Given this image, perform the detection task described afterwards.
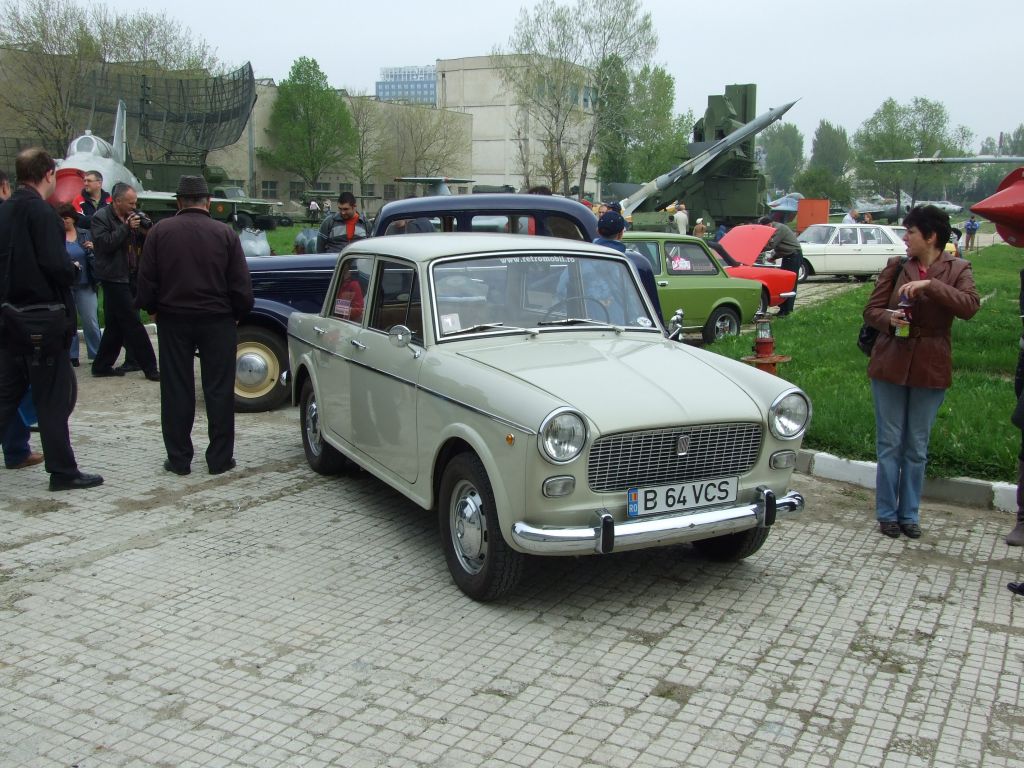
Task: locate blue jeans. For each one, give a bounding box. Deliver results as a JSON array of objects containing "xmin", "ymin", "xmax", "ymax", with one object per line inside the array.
[
  {"xmin": 70, "ymin": 285, "xmax": 101, "ymax": 360},
  {"xmin": 871, "ymin": 379, "xmax": 946, "ymax": 524},
  {"xmin": 3, "ymin": 391, "xmax": 34, "ymax": 468}
]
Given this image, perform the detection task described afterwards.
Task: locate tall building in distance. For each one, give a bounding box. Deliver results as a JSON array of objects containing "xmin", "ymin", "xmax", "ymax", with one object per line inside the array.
[{"xmin": 375, "ymin": 65, "xmax": 437, "ymax": 105}]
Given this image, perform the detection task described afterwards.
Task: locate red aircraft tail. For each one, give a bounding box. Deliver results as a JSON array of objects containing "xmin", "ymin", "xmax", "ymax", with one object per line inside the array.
[{"xmin": 971, "ymin": 168, "xmax": 1024, "ymax": 247}]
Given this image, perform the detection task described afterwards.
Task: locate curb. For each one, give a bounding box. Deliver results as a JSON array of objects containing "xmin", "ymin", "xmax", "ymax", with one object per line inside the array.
[{"xmin": 797, "ymin": 449, "xmax": 1016, "ymax": 513}]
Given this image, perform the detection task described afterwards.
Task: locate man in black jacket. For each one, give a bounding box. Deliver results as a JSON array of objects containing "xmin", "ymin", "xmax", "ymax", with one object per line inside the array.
[
  {"xmin": 71, "ymin": 170, "xmax": 111, "ymax": 230},
  {"xmin": 0, "ymin": 148, "xmax": 103, "ymax": 491},
  {"xmin": 136, "ymin": 176, "xmax": 254, "ymax": 476},
  {"xmin": 90, "ymin": 182, "xmax": 158, "ymax": 379}
]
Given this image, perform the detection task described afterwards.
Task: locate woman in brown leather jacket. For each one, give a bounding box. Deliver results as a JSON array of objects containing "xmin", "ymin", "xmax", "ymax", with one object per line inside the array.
[{"xmin": 863, "ymin": 205, "xmax": 980, "ymax": 539}]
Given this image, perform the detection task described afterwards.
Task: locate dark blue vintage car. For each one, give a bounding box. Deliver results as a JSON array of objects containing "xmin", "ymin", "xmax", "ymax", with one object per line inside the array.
[{"xmin": 235, "ymin": 194, "xmax": 599, "ymax": 411}]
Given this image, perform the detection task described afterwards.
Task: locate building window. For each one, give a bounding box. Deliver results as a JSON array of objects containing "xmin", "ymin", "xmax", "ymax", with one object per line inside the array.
[
  {"xmin": 383, "ymin": 184, "xmax": 397, "ymax": 201},
  {"xmin": 362, "ymin": 183, "xmax": 375, "ymax": 197},
  {"xmin": 311, "ymin": 182, "xmax": 331, "ymax": 195},
  {"xmin": 339, "ymin": 182, "xmax": 353, "ymax": 194},
  {"xmin": 261, "ymin": 180, "xmax": 278, "ymax": 199},
  {"xmin": 289, "ymin": 181, "xmax": 305, "ymax": 200}
]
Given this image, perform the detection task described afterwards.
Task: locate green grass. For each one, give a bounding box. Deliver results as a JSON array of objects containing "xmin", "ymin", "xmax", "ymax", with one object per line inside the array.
[
  {"xmin": 710, "ymin": 244, "xmax": 1023, "ymax": 482},
  {"xmin": 266, "ymin": 223, "xmax": 316, "ymax": 256}
]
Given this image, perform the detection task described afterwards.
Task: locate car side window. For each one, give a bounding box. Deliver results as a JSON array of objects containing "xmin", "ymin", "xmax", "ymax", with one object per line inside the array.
[
  {"xmin": 628, "ymin": 240, "xmax": 661, "ymax": 274},
  {"xmin": 368, "ymin": 260, "xmax": 422, "ymax": 341},
  {"xmin": 666, "ymin": 242, "xmax": 717, "ymax": 275},
  {"xmin": 838, "ymin": 227, "xmax": 858, "ymax": 245},
  {"xmin": 331, "ymin": 257, "xmax": 370, "ymax": 323},
  {"xmin": 860, "ymin": 227, "xmax": 883, "ymax": 245},
  {"xmin": 800, "ymin": 226, "xmax": 834, "ymax": 245}
]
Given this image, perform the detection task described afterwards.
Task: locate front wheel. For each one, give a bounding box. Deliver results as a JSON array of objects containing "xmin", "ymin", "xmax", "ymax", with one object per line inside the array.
[
  {"xmin": 692, "ymin": 526, "xmax": 770, "ymax": 561},
  {"xmin": 702, "ymin": 306, "xmax": 740, "ymax": 344},
  {"xmin": 758, "ymin": 288, "xmax": 770, "ymax": 315},
  {"xmin": 797, "ymin": 260, "xmax": 812, "ymax": 283},
  {"xmin": 300, "ymin": 379, "xmax": 345, "ymax": 475},
  {"xmin": 438, "ymin": 453, "xmax": 524, "ymax": 601},
  {"xmin": 235, "ymin": 326, "xmax": 290, "ymax": 412}
]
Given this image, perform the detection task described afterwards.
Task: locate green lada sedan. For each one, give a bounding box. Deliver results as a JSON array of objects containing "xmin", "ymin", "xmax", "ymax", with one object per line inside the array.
[{"xmin": 622, "ymin": 231, "xmax": 763, "ymax": 343}]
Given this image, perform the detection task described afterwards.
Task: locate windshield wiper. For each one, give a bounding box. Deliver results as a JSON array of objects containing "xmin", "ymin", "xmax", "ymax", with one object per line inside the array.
[
  {"xmin": 456, "ymin": 322, "xmax": 539, "ymax": 337},
  {"xmin": 537, "ymin": 317, "xmax": 624, "ymax": 333}
]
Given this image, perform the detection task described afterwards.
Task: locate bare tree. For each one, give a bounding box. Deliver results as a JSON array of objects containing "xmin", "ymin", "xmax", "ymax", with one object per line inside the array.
[
  {"xmin": 0, "ymin": 0, "xmax": 222, "ymax": 149},
  {"xmin": 390, "ymin": 104, "xmax": 468, "ymax": 178},
  {"xmin": 493, "ymin": 0, "xmax": 656, "ymax": 195},
  {"xmin": 345, "ymin": 92, "xmax": 388, "ymax": 195}
]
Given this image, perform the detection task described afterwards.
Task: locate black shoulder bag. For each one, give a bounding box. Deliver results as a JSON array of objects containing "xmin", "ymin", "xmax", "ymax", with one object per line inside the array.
[{"xmin": 0, "ymin": 200, "xmax": 71, "ymax": 357}]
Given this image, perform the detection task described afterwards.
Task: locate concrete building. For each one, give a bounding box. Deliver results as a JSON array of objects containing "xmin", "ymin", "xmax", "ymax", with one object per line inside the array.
[
  {"xmin": 435, "ymin": 55, "xmax": 598, "ymax": 196},
  {"xmin": 376, "ymin": 65, "xmax": 437, "ymax": 106}
]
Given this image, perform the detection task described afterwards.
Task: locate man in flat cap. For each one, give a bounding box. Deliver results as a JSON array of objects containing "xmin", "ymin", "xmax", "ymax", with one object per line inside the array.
[{"xmin": 136, "ymin": 176, "xmax": 253, "ymax": 476}]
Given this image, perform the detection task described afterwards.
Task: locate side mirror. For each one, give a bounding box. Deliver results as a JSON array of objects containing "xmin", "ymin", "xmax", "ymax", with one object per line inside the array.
[
  {"xmin": 388, "ymin": 325, "xmax": 421, "ymax": 358},
  {"xmin": 667, "ymin": 309, "xmax": 685, "ymax": 341}
]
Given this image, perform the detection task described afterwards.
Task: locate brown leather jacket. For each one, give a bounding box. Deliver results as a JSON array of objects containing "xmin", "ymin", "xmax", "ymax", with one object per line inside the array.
[{"xmin": 864, "ymin": 253, "xmax": 979, "ymax": 389}]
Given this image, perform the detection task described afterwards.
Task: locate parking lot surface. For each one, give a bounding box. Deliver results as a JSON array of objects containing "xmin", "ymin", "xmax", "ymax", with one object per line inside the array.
[{"xmin": 1, "ymin": 356, "xmax": 1022, "ymax": 768}]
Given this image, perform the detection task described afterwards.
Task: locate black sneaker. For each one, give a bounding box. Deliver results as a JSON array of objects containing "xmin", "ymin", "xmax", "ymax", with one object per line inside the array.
[
  {"xmin": 899, "ymin": 523, "xmax": 922, "ymax": 539},
  {"xmin": 144, "ymin": 369, "xmax": 160, "ymax": 382},
  {"xmin": 49, "ymin": 471, "xmax": 104, "ymax": 491},
  {"xmin": 878, "ymin": 521, "xmax": 901, "ymax": 538},
  {"xmin": 92, "ymin": 367, "xmax": 125, "ymax": 377},
  {"xmin": 117, "ymin": 362, "xmax": 142, "ymax": 373},
  {"xmin": 163, "ymin": 459, "xmax": 190, "ymax": 476}
]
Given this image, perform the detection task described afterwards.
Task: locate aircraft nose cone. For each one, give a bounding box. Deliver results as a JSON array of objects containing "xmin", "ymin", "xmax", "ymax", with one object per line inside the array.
[{"xmin": 971, "ymin": 168, "xmax": 1024, "ymax": 247}]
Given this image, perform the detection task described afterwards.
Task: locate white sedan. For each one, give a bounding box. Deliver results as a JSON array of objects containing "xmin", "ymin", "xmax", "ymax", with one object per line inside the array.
[
  {"xmin": 796, "ymin": 223, "xmax": 906, "ymax": 282},
  {"xmin": 287, "ymin": 234, "xmax": 810, "ymax": 601}
]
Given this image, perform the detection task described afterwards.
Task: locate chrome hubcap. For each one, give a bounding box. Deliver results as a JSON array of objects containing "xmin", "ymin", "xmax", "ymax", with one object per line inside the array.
[
  {"xmin": 304, "ymin": 397, "xmax": 321, "ymax": 457},
  {"xmin": 451, "ymin": 480, "xmax": 485, "ymax": 574},
  {"xmin": 236, "ymin": 351, "xmax": 270, "ymax": 387}
]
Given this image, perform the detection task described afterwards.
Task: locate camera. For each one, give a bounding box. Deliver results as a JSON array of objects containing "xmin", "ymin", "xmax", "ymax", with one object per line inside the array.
[{"xmin": 132, "ymin": 210, "xmax": 152, "ymax": 228}]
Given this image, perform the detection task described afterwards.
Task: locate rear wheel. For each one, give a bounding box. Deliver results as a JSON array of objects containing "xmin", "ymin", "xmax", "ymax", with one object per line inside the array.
[
  {"xmin": 300, "ymin": 379, "xmax": 345, "ymax": 475},
  {"xmin": 693, "ymin": 526, "xmax": 770, "ymax": 561},
  {"xmin": 438, "ymin": 453, "xmax": 524, "ymax": 601},
  {"xmin": 702, "ymin": 306, "xmax": 740, "ymax": 344},
  {"xmin": 235, "ymin": 326, "xmax": 290, "ymax": 412}
]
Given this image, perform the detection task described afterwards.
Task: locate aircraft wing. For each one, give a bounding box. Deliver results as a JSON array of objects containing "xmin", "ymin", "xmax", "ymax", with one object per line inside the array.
[{"xmin": 876, "ymin": 155, "xmax": 1024, "ymax": 165}]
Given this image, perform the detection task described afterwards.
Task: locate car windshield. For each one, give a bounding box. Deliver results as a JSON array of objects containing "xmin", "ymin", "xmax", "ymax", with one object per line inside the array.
[{"xmin": 431, "ymin": 252, "xmax": 658, "ymax": 337}]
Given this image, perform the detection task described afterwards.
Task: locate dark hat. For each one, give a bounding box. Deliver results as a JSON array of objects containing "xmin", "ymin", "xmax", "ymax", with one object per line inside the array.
[
  {"xmin": 606, "ymin": 201, "xmax": 622, "ymax": 213},
  {"xmin": 597, "ymin": 211, "xmax": 626, "ymax": 236},
  {"xmin": 174, "ymin": 175, "xmax": 210, "ymax": 198},
  {"xmin": 757, "ymin": 216, "xmax": 773, "ymax": 226}
]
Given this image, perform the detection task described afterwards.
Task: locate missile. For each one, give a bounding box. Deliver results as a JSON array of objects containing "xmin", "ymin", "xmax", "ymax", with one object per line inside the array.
[
  {"xmin": 620, "ymin": 99, "xmax": 799, "ymax": 216},
  {"xmin": 971, "ymin": 167, "xmax": 1024, "ymax": 247}
]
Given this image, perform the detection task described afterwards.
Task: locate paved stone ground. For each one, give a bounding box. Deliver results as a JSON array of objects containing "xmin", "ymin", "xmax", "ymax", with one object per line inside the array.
[{"xmin": 1, "ymin": 361, "xmax": 1022, "ymax": 768}]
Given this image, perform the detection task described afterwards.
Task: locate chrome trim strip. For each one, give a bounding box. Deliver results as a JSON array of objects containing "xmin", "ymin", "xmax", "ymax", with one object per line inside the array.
[{"xmin": 511, "ymin": 491, "xmax": 804, "ymax": 555}]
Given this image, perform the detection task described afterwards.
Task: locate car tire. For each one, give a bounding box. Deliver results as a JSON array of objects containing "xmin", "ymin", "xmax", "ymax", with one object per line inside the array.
[
  {"xmin": 300, "ymin": 378, "xmax": 345, "ymax": 475},
  {"xmin": 235, "ymin": 326, "xmax": 290, "ymax": 413},
  {"xmin": 854, "ymin": 275, "xmax": 870, "ymax": 283},
  {"xmin": 692, "ymin": 526, "xmax": 770, "ymax": 561},
  {"xmin": 797, "ymin": 261, "xmax": 813, "ymax": 283},
  {"xmin": 438, "ymin": 453, "xmax": 524, "ymax": 601},
  {"xmin": 254, "ymin": 215, "xmax": 277, "ymax": 231},
  {"xmin": 758, "ymin": 288, "xmax": 770, "ymax": 315},
  {"xmin": 702, "ymin": 306, "xmax": 740, "ymax": 344}
]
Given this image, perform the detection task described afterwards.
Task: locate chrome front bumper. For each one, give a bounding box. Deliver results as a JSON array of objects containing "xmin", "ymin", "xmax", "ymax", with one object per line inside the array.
[{"xmin": 511, "ymin": 487, "xmax": 803, "ymax": 555}]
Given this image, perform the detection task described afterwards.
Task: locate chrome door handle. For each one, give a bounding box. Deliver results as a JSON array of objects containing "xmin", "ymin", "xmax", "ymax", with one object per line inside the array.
[
  {"xmin": 313, "ymin": 326, "xmax": 327, "ymax": 335},
  {"xmin": 657, "ymin": 281, "xmax": 668, "ymax": 287},
  {"xmin": 350, "ymin": 339, "xmax": 367, "ymax": 350}
]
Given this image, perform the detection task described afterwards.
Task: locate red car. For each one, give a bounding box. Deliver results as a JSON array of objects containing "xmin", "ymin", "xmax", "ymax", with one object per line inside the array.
[{"xmin": 713, "ymin": 225, "xmax": 797, "ymax": 311}]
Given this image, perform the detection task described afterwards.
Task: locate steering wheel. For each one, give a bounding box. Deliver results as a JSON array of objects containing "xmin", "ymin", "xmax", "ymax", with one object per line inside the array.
[{"xmin": 542, "ymin": 295, "xmax": 612, "ymax": 323}]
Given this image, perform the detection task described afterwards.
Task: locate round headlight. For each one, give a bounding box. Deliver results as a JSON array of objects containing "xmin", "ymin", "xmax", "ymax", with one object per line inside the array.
[
  {"xmin": 539, "ymin": 409, "xmax": 587, "ymax": 463},
  {"xmin": 769, "ymin": 390, "xmax": 811, "ymax": 440}
]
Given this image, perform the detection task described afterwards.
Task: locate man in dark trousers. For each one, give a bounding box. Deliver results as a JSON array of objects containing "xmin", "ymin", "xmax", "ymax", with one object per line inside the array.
[
  {"xmin": 136, "ymin": 176, "xmax": 253, "ymax": 476},
  {"xmin": 0, "ymin": 148, "xmax": 102, "ymax": 491},
  {"xmin": 91, "ymin": 182, "xmax": 158, "ymax": 379},
  {"xmin": 759, "ymin": 216, "xmax": 803, "ymax": 316}
]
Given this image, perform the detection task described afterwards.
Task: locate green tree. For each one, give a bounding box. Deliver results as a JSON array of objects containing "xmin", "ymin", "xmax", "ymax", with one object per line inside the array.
[
  {"xmin": 594, "ymin": 55, "xmax": 630, "ymax": 184},
  {"xmin": 760, "ymin": 122, "xmax": 803, "ymax": 191},
  {"xmin": 853, "ymin": 97, "xmax": 972, "ymax": 206},
  {"xmin": 627, "ymin": 65, "xmax": 692, "ymax": 183},
  {"xmin": 0, "ymin": 0, "xmax": 221, "ymax": 150},
  {"xmin": 792, "ymin": 165, "xmax": 852, "ymax": 206},
  {"xmin": 808, "ymin": 121, "xmax": 850, "ymax": 177},
  {"xmin": 257, "ymin": 57, "xmax": 356, "ymax": 189}
]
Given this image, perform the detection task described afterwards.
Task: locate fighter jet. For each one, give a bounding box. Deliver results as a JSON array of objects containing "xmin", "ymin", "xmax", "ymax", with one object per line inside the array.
[
  {"xmin": 619, "ymin": 99, "xmax": 798, "ymax": 216},
  {"xmin": 394, "ymin": 176, "xmax": 475, "ymax": 197}
]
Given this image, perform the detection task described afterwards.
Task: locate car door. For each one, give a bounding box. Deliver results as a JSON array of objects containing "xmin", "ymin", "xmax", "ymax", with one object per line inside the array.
[
  {"xmin": 824, "ymin": 226, "xmax": 861, "ymax": 274},
  {"xmin": 316, "ymin": 255, "xmax": 372, "ymax": 445},
  {"xmin": 656, "ymin": 239, "xmax": 725, "ymax": 328},
  {"xmin": 858, "ymin": 226, "xmax": 903, "ymax": 274},
  {"xmin": 347, "ymin": 258, "xmax": 425, "ymax": 485}
]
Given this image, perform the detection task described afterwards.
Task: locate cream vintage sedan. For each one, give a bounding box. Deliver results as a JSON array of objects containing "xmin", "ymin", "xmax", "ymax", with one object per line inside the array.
[{"xmin": 287, "ymin": 234, "xmax": 811, "ymax": 601}]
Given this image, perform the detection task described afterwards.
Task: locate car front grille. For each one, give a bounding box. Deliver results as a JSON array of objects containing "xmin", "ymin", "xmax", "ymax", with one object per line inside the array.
[{"xmin": 587, "ymin": 423, "xmax": 763, "ymax": 493}]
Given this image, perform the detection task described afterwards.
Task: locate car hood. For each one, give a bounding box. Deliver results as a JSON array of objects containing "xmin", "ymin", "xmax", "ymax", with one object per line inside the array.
[
  {"xmin": 456, "ymin": 336, "xmax": 765, "ymax": 433},
  {"xmin": 719, "ymin": 225, "xmax": 776, "ymax": 265}
]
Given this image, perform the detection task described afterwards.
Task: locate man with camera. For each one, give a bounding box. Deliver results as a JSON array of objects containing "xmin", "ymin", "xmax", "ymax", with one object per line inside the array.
[{"xmin": 90, "ymin": 182, "xmax": 158, "ymax": 380}]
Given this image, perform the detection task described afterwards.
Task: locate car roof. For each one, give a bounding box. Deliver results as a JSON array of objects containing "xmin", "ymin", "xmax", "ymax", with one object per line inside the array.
[
  {"xmin": 378, "ymin": 193, "xmax": 594, "ymax": 219},
  {"xmin": 622, "ymin": 231, "xmax": 707, "ymax": 243},
  {"xmin": 343, "ymin": 231, "xmax": 625, "ymax": 263}
]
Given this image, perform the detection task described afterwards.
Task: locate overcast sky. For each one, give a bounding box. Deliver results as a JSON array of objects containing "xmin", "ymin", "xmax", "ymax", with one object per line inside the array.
[{"xmin": 133, "ymin": 0, "xmax": 1016, "ymax": 154}]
